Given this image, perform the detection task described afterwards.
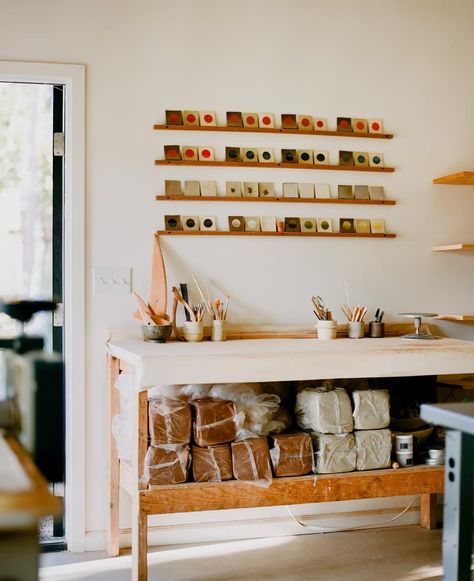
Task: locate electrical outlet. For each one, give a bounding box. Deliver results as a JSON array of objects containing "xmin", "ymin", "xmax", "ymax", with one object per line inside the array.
[{"xmin": 94, "ymin": 267, "xmax": 132, "ymax": 294}]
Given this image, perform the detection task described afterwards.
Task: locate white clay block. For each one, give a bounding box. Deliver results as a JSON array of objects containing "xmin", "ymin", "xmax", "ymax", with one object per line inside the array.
[
  {"xmin": 295, "ymin": 387, "xmax": 354, "ymax": 434},
  {"xmin": 352, "ymin": 389, "xmax": 390, "ymax": 430},
  {"xmin": 314, "ymin": 433, "xmax": 356, "ymax": 474},
  {"xmin": 355, "ymin": 429, "xmax": 392, "ymax": 471}
]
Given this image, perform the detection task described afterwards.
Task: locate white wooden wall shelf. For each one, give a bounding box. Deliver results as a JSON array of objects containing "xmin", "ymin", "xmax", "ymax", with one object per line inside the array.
[
  {"xmin": 155, "ymin": 195, "xmax": 397, "ymax": 206},
  {"xmin": 432, "ymin": 244, "xmax": 474, "ymax": 252},
  {"xmin": 433, "ymin": 171, "xmax": 474, "ymax": 185},
  {"xmin": 153, "ymin": 124, "xmax": 394, "ymax": 140},
  {"xmin": 435, "ymin": 314, "xmax": 474, "ymax": 321},
  {"xmin": 106, "ymin": 333, "xmax": 474, "ymax": 580},
  {"xmin": 154, "ymin": 160, "xmax": 395, "ymax": 173},
  {"xmin": 155, "ymin": 230, "xmax": 397, "ymax": 239}
]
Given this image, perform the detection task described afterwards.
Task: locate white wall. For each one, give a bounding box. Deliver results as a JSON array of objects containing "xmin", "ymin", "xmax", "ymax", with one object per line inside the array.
[{"xmin": 2, "ymin": 0, "xmax": 474, "ymax": 548}]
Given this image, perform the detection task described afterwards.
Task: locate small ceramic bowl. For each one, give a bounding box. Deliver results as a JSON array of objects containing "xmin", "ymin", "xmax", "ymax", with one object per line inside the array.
[{"xmin": 141, "ymin": 324, "xmax": 172, "ymax": 343}]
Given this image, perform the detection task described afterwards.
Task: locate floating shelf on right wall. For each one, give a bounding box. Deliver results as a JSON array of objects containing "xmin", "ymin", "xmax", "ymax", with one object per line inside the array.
[
  {"xmin": 433, "ymin": 171, "xmax": 474, "ymax": 185},
  {"xmin": 435, "ymin": 314, "xmax": 474, "ymax": 321},
  {"xmin": 432, "ymin": 244, "xmax": 474, "ymax": 252}
]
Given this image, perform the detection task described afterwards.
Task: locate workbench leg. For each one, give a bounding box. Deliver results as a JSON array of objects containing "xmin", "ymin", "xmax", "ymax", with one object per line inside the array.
[
  {"xmin": 442, "ymin": 430, "xmax": 474, "ymax": 581},
  {"xmin": 132, "ymin": 497, "xmax": 148, "ymax": 581},
  {"xmin": 107, "ymin": 355, "xmax": 120, "ymax": 556},
  {"xmin": 420, "ymin": 493, "xmax": 437, "ymax": 530}
]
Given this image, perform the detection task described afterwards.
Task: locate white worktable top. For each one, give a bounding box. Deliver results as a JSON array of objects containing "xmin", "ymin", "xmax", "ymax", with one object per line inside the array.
[{"xmin": 106, "ymin": 330, "xmax": 474, "ymax": 388}]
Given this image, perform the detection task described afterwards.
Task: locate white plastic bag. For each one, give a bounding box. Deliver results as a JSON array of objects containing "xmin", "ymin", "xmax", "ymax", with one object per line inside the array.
[
  {"xmin": 352, "ymin": 389, "xmax": 390, "ymax": 430},
  {"xmin": 295, "ymin": 387, "xmax": 353, "ymax": 434},
  {"xmin": 355, "ymin": 429, "xmax": 392, "ymax": 470},
  {"xmin": 314, "ymin": 433, "xmax": 356, "ymax": 474}
]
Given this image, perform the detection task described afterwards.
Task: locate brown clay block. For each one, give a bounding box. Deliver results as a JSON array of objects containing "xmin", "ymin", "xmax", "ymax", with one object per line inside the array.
[
  {"xmin": 231, "ymin": 437, "xmax": 272, "ymax": 481},
  {"xmin": 192, "ymin": 444, "xmax": 233, "ymax": 482},
  {"xmin": 148, "ymin": 399, "xmax": 192, "ymax": 445},
  {"xmin": 270, "ymin": 433, "xmax": 313, "ymax": 477},
  {"xmin": 191, "ymin": 398, "xmax": 237, "ymax": 446},
  {"xmin": 145, "ymin": 445, "xmax": 190, "ymax": 485}
]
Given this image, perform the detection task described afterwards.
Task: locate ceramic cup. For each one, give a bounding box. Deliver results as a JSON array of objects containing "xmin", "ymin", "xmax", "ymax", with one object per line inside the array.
[
  {"xmin": 369, "ymin": 321, "xmax": 385, "ymax": 338},
  {"xmin": 348, "ymin": 321, "xmax": 365, "ymax": 339},
  {"xmin": 182, "ymin": 321, "xmax": 204, "ymax": 342},
  {"xmin": 211, "ymin": 319, "xmax": 226, "ymax": 342},
  {"xmin": 316, "ymin": 320, "xmax": 337, "ymax": 340}
]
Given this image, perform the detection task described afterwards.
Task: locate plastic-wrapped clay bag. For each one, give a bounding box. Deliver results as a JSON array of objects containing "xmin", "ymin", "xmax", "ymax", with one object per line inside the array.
[
  {"xmin": 295, "ymin": 387, "xmax": 353, "ymax": 434},
  {"xmin": 352, "ymin": 389, "xmax": 390, "ymax": 430},
  {"xmin": 111, "ymin": 413, "xmax": 132, "ymax": 461},
  {"xmin": 192, "ymin": 444, "xmax": 233, "ymax": 482},
  {"xmin": 355, "ymin": 429, "xmax": 392, "ymax": 471},
  {"xmin": 191, "ymin": 398, "xmax": 240, "ymax": 447},
  {"xmin": 148, "ymin": 399, "xmax": 191, "ymax": 445},
  {"xmin": 209, "ymin": 383, "xmax": 281, "ymax": 438},
  {"xmin": 148, "ymin": 384, "xmax": 211, "ymax": 401},
  {"xmin": 231, "ymin": 437, "xmax": 272, "ymax": 486},
  {"xmin": 115, "ymin": 372, "xmax": 134, "ymax": 414},
  {"xmin": 261, "ymin": 406, "xmax": 292, "ymax": 436},
  {"xmin": 270, "ymin": 433, "xmax": 314, "ymax": 477},
  {"xmin": 144, "ymin": 444, "xmax": 190, "ymax": 485},
  {"xmin": 314, "ymin": 433, "xmax": 356, "ymax": 474}
]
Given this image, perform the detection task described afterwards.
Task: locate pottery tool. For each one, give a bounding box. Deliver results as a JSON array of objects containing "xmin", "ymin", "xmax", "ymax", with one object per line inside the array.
[
  {"xmin": 133, "ymin": 292, "xmax": 170, "ymax": 326},
  {"xmin": 311, "ymin": 295, "xmax": 332, "ymax": 321},
  {"xmin": 373, "ymin": 308, "xmax": 384, "ymax": 323},
  {"xmin": 341, "ymin": 304, "xmax": 368, "ymax": 322},
  {"xmin": 192, "ymin": 274, "xmax": 214, "ymax": 318},
  {"xmin": 150, "ymin": 235, "xmax": 168, "ymax": 318},
  {"xmin": 172, "ymin": 286, "xmax": 196, "ymax": 322},
  {"xmin": 212, "ymin": 296, "xmax": 230, "ymax": 320},
  {"xmin": 180, "ymin": 283, "xmax": 191, "ymax": 321},
  {"xmin": 192, "ymin": 303, "xmax": 206, "ymax": 323}
]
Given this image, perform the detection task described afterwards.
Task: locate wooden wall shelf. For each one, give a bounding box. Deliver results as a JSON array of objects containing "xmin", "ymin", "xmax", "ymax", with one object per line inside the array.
[
  {"xmin": 153, "ymin": 124, "xmax": 394, "ymax": 140},
  {"xmin": 155, "ymin": 195, "xmax": 396, "ymax": 206},
  {"xmin": 433, "ymin": 171, "xmax": 474, "ymax": 185},
  {"xmin": 435, "ymin": 314, "xmax": 474, "ymax": 321},
  {"xmin": 156, "ymin": 230, "xmax": 396, "ymax": 239},
  {"xmin": 432, "ymin": 244, "xmax": 474, "ymax": 252},
  {"xmin": 154, "ymin": 160, "xmax": 395, "ymax": 173}
]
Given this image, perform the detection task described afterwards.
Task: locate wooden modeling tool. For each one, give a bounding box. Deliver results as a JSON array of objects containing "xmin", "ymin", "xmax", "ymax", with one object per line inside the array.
[
  {"xmin": 133, "ymin": 292, "xmax": 170, "ymax": 325},
  {"xmin": 150, "ymin": 235, "xmax": 168, "ymax": 318}
]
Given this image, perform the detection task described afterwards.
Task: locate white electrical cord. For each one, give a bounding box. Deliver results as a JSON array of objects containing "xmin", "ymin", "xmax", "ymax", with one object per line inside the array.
[{"xmin": 286, "ymin": 494, "xmax": 420, "ymax": 533}]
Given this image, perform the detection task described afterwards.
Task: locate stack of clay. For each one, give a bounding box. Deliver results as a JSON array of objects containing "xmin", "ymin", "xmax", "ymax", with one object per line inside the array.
[
  {"xmin": 352, "ymin": 389, "xmax": 391, "ymax": 471},
  {"xmin": 295, "ymin": 387, "xmax": 391, "ymax": 473}
]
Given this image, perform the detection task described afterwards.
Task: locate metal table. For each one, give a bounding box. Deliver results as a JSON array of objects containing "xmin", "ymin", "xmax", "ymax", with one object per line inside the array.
[{"xmin": 420, "ymin": 402, "xmax": 474, "ymax": 581}]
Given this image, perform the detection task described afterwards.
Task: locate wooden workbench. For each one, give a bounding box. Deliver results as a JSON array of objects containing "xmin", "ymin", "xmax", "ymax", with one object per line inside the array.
[{"xmin": 106, "ymin": 331, "xmax": 474, "ymax": 581}]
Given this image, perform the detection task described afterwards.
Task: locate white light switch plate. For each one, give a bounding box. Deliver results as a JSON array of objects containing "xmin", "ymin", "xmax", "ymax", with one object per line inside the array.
[{"xmin": 94, "ymin": 267, "xmax": 132, "ymax": 294}]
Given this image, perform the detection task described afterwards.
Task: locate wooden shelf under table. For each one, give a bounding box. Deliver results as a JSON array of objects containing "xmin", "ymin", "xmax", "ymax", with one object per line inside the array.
[
  {"xmin": 433, "ymin": 171, "xmax": 474, "ymax": 185},
  {"xmin": 153, "ymin": 123, "xmax": 394, "ymax": 140},
  {"xmin": 155, "ymin": 230, "xmax": 396, "ymax": 239},
  {"xmin": 155, "ymin": 195, "xmax": 396, "ymax": 206},
  {"xmin": 155, "ymin": 160, "xmax": 395, "ymax": 173},
  {"xmin": 138, "ymin": 466, "xmax": 443, "ymax": 515}
]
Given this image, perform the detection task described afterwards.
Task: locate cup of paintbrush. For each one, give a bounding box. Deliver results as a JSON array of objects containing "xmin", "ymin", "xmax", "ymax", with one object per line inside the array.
[
  {"xmin": 211, "ymin": 297, "xmax": 229, "ymax": 341},
  {"xmin": 342, "ymin": 304, "xmax": 367, "ymax": 339},
  {"xmin": 369, "ymin": 308, "xmax": 385, "ymax": 338}
]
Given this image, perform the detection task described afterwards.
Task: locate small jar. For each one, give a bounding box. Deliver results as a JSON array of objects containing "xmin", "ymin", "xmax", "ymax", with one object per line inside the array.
[
  {"xmin": 316, "ymin": 320, "xmax": 338, "ymax": 340},
  {"xmin": 369, "ymin": 321, "xmax": 385, "ymax": 338},
  {"xmin": 348, "ymin": 321, "xmax": 365, "ymax": 339},
  {"xmin": 182, "ymin": 321, "xmax": 204, "ymax": 342},
  {"xmin": 211, "ymin": 319, "xmax": 227, "ymax": 342}
]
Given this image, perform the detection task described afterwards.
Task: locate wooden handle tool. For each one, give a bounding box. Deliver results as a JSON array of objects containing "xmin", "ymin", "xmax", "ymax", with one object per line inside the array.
[{"xmin": 149, "ymin": 235, "xmax": 168, "ymax": 318}]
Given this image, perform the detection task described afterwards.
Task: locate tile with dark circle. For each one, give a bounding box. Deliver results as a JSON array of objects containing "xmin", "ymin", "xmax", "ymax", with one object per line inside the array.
[
  {"xmin": 242, "ymin": 148, "xmax": 258, "ymax": 162},
  {"xmin": 313, "ymin": 150, "xmax": 329, "ymax": 165},
  {"xmin": 369, "ymin": 153, "xmax": 384, "ymax": 167},
  {"xmin": 258, "ymin": 148, "xmax": 275, "ymax": 163},
  {"xmin": 317, "ymin": 218, "xmax": 333, "ymax": 232},
  {"xmin": 199, "ymin": 216, "xmax": 217, "ymax": 231},
  {"xmin": 354, "ymin": 152, "xmax": 369, "ymax": 167},
  {"xmin": 164, "ymin": 215, "xmax": 182, "ymax": 230},
  {"xmin": 284, "ymin": 217, "xmax": 301, "ymax": 232},
  {"xmin": 297, "ymin": 150, "xmax": 313, "ymax": 164},
  {"xmin": 182, "ymin": 216, "xmax": 199, "ymax": 231},
  {"xmin": 340, "ymin": 218, "xmax": 355, "ymax": 233},
  {"xmin": 339, "ymin": 150, "xmax": 354, "ymax": 166},
  {"xmin": 281, "ymin": 149, "xmax": 297, "ymax": 163},
  {"xmin": 300, "ymin": 218, "xmax": 317, "ymax": 232},
  {"xmin": 225, "ymin": 147, "xmax": 242, "ymax": 162}
]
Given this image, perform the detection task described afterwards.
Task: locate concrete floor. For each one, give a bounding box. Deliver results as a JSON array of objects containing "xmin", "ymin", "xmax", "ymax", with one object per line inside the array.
[{"xmin": 40, "ymin": 525, "xmax": 473, "ymax": 581}]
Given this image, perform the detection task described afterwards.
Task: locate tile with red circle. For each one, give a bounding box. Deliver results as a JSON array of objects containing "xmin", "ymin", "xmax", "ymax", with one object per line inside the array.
[
  {"xmin": 258, "ymin": 113, "xmax": 274, "ymax": 128},
  {"xmin": 164, "ymin": 145, "xmax": 182, "ymax": 161},
  {"xmin": 183, "ymin": 110, "xmax": 199, "ymax": 126},
  {"xmin": 313, "ymin": 150, "xmax": 329, "ymax": 165},
  {"xmin": 368, "ymin": 119, "xmax": 383, "ymax": 134},
  {"xmin": 297, "ymin": 150, "xmax": 314, "ymax": 164},
  {"xmin": 199, "ymin": 111, "xmax": 217, "ymax": 126},
  {"xmin": 165, "ymin": 110, "xmax": 183, "ymax": 125},
  {"xmin": 281, "ymin": 114, "xmax": 297, "ymax": 129},
  {"xmin": 182, "ymin": 146, "xmax": 198, "ymax": 161},
  {"xmin": 226, "ymin": 111, "xmax": 243, "ymax": 127},
  {"xmin": 337, "ymin": 117, "xmax": 353, "ymax": 132},
  {"xmin": 352, "ymin": 118, "xmax": 368, "ymax": 133},
  {"xmin": 313, "ymin": 118, "xmax": 328, "ymax": 131},
  {"xmin": 243, "ymin": 112, "xmax": 259, "ymax": 128},
  {"xmin": 297, "ymin": 115, "xmax": 313, "ymax": 131},
  {"xmin": 258, "ymin": 148, "xmax": 275, "ymax": 163},
  {"xmin": 198, "ymin": 147, "xmax": 215, "ymax": 161}
]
